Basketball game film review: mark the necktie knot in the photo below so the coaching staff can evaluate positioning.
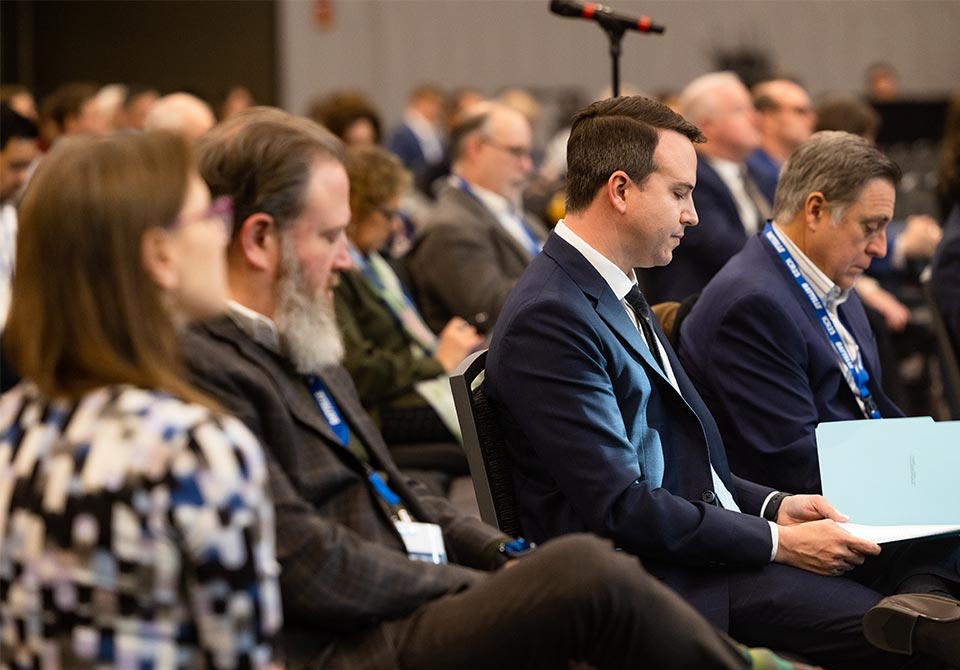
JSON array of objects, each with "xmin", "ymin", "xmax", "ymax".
[{"xmin": 625, "ymin": 285, "xmax": 653, "ymax": 321}]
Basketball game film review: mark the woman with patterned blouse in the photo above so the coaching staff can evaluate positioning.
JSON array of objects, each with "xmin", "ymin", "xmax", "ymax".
[{"xmin": 0, "ymin": 131, "xmax": 282, "ymax": 669}]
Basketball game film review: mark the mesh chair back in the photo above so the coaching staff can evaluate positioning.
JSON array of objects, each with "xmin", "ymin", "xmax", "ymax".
[
  {"xmin": 921, "ymin": 267, "xmax": 960, "ymax": 419},
  {"xmin": 449, "ymin": 350, "xmax": 523, "ymax": 537}
]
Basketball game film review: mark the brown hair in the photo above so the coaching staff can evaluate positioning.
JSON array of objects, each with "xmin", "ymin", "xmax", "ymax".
[
  {"xmin": 197, "ymin": 106, "xmax": 343, "ymax": 237},
  {"xmin": 565, "ymin": 95, "xmax": 705, "ymax": 213},
  {"xmin": 345, "ymin": 144, "xmax": 412, "ymax": 224},
  {"xmin": 307, "ymin": 91, "xmax": 383, "ymax": 144},
  {"xmin": 4, "ymin": 131, "xmax": 212, "ymax": 403},
  {"xmin": 40, "ymin": 81, "xmax": 99, "ymax": 132}
]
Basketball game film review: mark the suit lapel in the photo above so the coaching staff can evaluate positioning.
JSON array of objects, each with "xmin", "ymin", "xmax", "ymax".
[
  {"xmin": 544, "ymin": 234, "xmax": 673, "ymax": 387},
  {"xmin": 446, "ymin": 185, "xmax": 536, "ymax": 262},
  {"xmin": 203, "ymin": 318, "xmax": 354, "ymax": 452}
]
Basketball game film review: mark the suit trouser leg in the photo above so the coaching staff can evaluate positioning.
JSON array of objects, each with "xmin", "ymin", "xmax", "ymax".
[
  {"xmin": 381, "ymin": 534, "xmax": 749, "ymax": 670},
  {"xmin": 726, "ymin": 563, "xmax": 929, "ymax": 670}
]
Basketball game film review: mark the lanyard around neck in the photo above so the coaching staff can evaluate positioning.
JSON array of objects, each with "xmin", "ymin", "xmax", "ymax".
[
  {"xmin": 304, "ymin": 374, "xmax": 412, "ymax": 520},
  {"xmin": 762, "ymin": 223, "xmax": 881, "ymax": 419}
]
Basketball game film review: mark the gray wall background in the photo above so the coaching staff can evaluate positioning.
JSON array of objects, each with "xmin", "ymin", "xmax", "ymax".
[{"xmin": 279, "ymin": 0, "xmax": 960, "ymax": 130}]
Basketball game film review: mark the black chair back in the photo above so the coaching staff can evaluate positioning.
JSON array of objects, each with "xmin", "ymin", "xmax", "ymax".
[{"xmin": 449, "ymin": 349, "xmax": 523, "ymax": 537}]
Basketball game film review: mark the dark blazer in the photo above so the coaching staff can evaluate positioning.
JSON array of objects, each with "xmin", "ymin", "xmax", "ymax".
[
  {"xmin": 745, "ymin": 148, "xmax": 780, "ymax": 204},
  {"xmin": 646, "ymin": 159, "xmax": 764, "ymax": 303},
  {"xmin": 333, "ymin": 268, "xmax": 443, "ymax": 419},
  {"xmin": 406, "ymin": 183, "xmax": 547, "ymax": 334},
  {"xmin": 678, "ymin": 233, "xmax": 903, "ymax": 495},
  {"xmin": 387, "ymin": 122, "xmax": 428, "ymax": 171},
  {"xmin": 484, "ymin": 232, "xmax": 775, "ymax": 625},
  {"xmin": 181, "ymin": 317, "xmax": 506, "ymax": 669},
  {"xmin": 931, "ymin": 204, "xmax": 960, "ymax": 346}
]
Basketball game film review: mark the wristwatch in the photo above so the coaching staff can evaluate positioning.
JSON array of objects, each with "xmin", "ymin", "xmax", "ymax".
[{"xmin": 762, "ymin": 492, "xmax": 793, "ymax": 522}]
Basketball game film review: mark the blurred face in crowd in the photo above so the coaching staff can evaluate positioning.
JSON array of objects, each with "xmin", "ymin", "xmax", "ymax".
[
  {"xmin": 758, "ymin": 81, "xmax": 815, "ymax": 153},
  {"xmin": 164, "ymin": 173, "xmax": 231, "ymax": 321},
  {"xmin": 65, "ymin": 96, "xmax": 109, "ymax": 136},
  {"xmin": 0, "ymin": 137, "xmax": 39, "ymax": 203},
  {"xmin": 807, "ymin": 178, "xmax": 895, "ymax": 290},
  {"xmin": 620, "ymin": 130, "xmax": 699, "ymax": 268},
  {"xmin": 343, "ymin": 118, "xmax": 377, "ymax": 146},
  {"xmin": 274, "ymin": 158, "xmax": 353, "ymax": 372},
  {"xmin": 701, "ymin": 81, "xmax": 761, "ymax": 161},
  {"xmin": 352, "ymin": 195, "xmax": 403, "ymax": 254},
  {"xmin": 472, "ymin": 106, "xmax": 534, "ymax": 202}
]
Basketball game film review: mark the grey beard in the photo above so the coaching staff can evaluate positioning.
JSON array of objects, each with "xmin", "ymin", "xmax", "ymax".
[{"xmin": 274, "ymin": 240, "xmax": 345, "ymax": 374}]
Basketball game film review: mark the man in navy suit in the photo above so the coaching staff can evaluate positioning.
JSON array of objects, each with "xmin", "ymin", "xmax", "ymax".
[
  {"xmin": 486, "ymin": 97, "xmax": 947, "ymax": 668},
  {"xmin": 679, "ymin": 131, "xmax": 904, "ymax": 494},
  {"xmin": 646, "ymin": 72, "xmax": 770, "ymax": 302}
]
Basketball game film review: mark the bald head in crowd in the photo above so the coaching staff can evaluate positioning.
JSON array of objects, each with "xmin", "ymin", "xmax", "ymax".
[
  {"xmin": 144, "ymin": 93, "xmax": 216, "ymax": 141},
  {"xmin": 449, "ymin": 102, "xmax": 534, "ymax": 205},
  {"xmin": 680, "ymin": 72, "xmax": 761, "ymax": 162}
]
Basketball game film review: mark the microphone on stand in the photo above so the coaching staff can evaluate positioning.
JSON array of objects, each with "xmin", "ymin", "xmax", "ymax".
[{"xmin": 549, "ymin": 0, "xmax": 665, "ymax": 34}]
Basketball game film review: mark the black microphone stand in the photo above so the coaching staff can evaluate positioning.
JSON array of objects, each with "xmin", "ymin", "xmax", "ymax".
[{"xmin": 596, "ymin": 18, "xmax": 627, "ymax": 97}]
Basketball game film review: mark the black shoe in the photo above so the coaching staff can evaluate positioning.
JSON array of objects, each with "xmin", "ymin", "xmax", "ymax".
[{"xmin": 864, "ymin": 593, "xmax": 960, "ymax": 664}]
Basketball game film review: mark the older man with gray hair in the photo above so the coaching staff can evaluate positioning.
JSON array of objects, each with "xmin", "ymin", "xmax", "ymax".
[{"xmin": 679, "ymin": 131, "xmax": 960, "ymax": 662}]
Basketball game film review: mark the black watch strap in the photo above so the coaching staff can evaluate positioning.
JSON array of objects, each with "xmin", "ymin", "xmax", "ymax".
[{"xmin": 762, "ymin": 492, "xmax": 793, "ymax": 522}]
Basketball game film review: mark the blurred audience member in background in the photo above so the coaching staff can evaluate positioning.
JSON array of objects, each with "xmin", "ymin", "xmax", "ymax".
[
  {"xmin": 406, "ymin": 102, "xmax": 544, "ymax": 334},
  {"xmin": 646, "ymin": 71, "xmax": 766, "ymax": 302},
  {"xmin": 145, "ymin": 92, "xmax": 216, "ymax": 141},
  {"xmin": 336, "ymin": 145, "xmax": 481, "ymax": 479},
  {"xmin": 0, "ymin": 83, "xmax": 38, "ymax": 121},
  {"xmin": 747, "ymin": 78, "xmax": 815, "ymax": 203},
  {"xmin": 39, "ymin": 81, "xmax": 108, "ymax": 146},
  {"xmin": 389, "ymin": 83, "xmax": 448, "ymax": 191},
  {"xmin": 118, "ymin": 84, "xmax": 159, "ymax": 131},
  {"xmin": 0, "ymin": 105, "xmax": 39, "ymax": 332},
  {"xmin": 0, "ymin": 130, "xmax": 281, "ymax": 670},
  {"xmin": 308, "ymin": 89, "xmax": 383, "ymax": 146},
  {"xmin": 220, "ymin": 85, "xmax": 256, "ymax": 121}
]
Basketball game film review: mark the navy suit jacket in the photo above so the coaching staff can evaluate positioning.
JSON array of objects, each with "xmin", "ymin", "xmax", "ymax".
[
  {"xmin": 678, "ymin": 233, "xmax": 903, "ymax": 495},
  {"xmin": 646, "ymin": 159, "xmax": 765, "ymax": 303},
  {"xmin": 485, "ymin": 232, "xmax": 775, "ymax": 624},
  {"xmin": 745, "ymin": 149, "xmax": 780, "ymax": 204}
]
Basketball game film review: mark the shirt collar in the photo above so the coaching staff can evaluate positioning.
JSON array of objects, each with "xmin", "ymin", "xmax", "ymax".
[
  {"xmin": 705, "ymin": 156, "xmax": 743, "ymax": 184},
  {"xmin": 771, "ymin": 221, "xmax": 849, "ymax": 309},
  {"xmin": 554, "ymin": 220, "xmax": 637, "ymax": 299},
  {"xmin": 454, "ymin": 175, "xmax": 514, "ymax": 216},
  {"xmin": 227, "ymin": 300, "xmax": 282, "ymax": 354}
]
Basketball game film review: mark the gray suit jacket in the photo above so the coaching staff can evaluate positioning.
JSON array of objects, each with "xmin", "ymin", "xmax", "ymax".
[
  {"xmin": 406, "ymin": 182, "xmax": 547, "ymax": 333},
  {"xmin": 181, "ymin": 316, "xmax": 507, "ymax": 669}
]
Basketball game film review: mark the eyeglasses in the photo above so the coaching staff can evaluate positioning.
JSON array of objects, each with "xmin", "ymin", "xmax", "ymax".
[
  {"xmin": 377, "ymin": 206, "xmax": 403, "ymax": 221},
  {"xmin": 481, "ymin": 137, "xmax": 533, "ymax": 160},
  {"xmin": 171, "ymin": 196, "xmax": 234, "ymax": 237}
]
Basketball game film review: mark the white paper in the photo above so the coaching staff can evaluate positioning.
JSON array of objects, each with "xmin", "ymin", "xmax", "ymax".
[{"xmin": 839, "ymin": 522, "xmax": 960, "ymax": 544}]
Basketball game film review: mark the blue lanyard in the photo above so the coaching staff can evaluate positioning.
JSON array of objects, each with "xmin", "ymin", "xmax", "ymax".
[
  {"xmin": 762, "ymin": 223, "xmax": 881, "ymax": 419},
  {"xmin": 304, "ymin": 375, "xmax": 408, "ymax": 515},
  {"xmin": 455, "ymin": 177, "xmax": 541, "ymax": 257}
]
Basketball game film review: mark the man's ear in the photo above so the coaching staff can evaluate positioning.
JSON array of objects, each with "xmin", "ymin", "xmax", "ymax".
[
  {"xmin": 237, "ymin": 212, "xmax": 280, "ymax": 272},
  {"xmin": 607, "ymin": 171, "xmax": 631, "ymax": 214},
  {"xmin": 141, "ymin": 227, "xmax": 178, "ymax": 291},
  {"xmin": 803, "ymin": 192, "xmax": 828, "ymax": 228}
]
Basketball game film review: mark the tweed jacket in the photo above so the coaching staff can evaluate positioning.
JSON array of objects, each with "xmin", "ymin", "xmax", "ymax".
[
  {"xmin": 405, "ymin": 182, "xmax": 547, "ymax": 334},
  {"xmin": 181, "ymin": 316, "xmax": 507, "ymax": 669}
]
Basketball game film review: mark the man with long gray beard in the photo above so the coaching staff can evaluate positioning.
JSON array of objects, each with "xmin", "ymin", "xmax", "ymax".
[{"xmin": 180, "ymin": 107, "xmax": 819, "ymax": 670}]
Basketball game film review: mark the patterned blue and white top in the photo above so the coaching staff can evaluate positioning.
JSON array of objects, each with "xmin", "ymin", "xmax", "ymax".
[{"xmin": 0, "ymin": 383, "xmax": 282, "ymax": 670}]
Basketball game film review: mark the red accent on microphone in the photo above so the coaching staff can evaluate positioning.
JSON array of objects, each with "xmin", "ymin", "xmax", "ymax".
[
  {"xmin": 583, "ymin": 2, "xmax": 596, "ymax": 18},
  {"xmin": 638, "ymin": 16, "xmax": 651, "ymax": 32}
]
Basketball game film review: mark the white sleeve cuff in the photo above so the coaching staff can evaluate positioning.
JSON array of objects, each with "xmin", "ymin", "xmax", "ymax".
[
  {"xmin": 759, "ymin": 490, "xmax": 779, "ymax": 519},
  {"xmin": 767, "ymin": 520, "xmax": 779, "ymax": 562}
]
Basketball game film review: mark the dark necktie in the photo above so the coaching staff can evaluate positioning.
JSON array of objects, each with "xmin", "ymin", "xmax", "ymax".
[{"xmin": 624, "ymin": 285, "xmax": 665, "ymax": 372}]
